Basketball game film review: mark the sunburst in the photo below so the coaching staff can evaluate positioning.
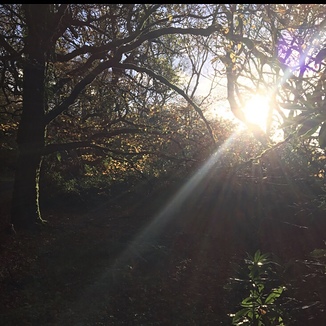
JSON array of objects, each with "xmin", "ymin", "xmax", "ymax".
[{"xmin": 243, "ymin": 94, "xmax": 270, "ymax": 132}]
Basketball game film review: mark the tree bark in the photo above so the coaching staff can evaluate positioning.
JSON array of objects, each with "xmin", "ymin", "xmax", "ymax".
[{"xmin": 10, "ymin": 5, "xmax": 49, "ymax": 230}]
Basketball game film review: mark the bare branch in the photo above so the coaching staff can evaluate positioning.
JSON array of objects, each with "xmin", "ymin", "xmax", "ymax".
[{"xmin": 116, "ymin": 62, "xmax": 216, "ymax": 144}]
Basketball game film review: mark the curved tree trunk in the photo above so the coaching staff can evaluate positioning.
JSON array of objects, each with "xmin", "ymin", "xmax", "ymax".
[{"xmin": 10, "ymin": 5, "xmax": 49, "ymax": 230}]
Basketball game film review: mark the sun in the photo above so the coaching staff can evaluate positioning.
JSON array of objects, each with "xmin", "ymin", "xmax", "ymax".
[{"xmin": 243, "ymin": 94, "xmax": 270, "ymax": 132}]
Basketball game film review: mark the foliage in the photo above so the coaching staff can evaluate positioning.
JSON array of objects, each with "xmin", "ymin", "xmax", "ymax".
[
  {"xmin": 226, "ymin": 250, "xmax": 291, "ymax": 326},
  {"xmin": 0, "ymin": 4, "xmax": 228, "ymax": 227},
  {"xmin": 208, "ymin": 4, "xmax": 326, "ymax": 149},
  {"xmin": 0, "ymin": 4, "xmax": 326, "ymax": 228}
]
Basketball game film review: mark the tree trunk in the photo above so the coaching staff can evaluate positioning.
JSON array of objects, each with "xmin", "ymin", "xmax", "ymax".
[{"xmin": 10, "ymin": 5, "xmax": 49, "ymax": 230}]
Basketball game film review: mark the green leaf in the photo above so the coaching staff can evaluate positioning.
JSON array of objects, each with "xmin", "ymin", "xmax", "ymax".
[
  {"xmin": 260, "ymin": 252, "xmax": 271, "ymax": 261},
  {"xmin": 297, "ymin": 118, "xmax": 321, "ymax": 137},
  {"xmin": 281, "ymin": 113, "xmax": 307, "ymax": 128},
  {"xmin": 232, "ymin": 308, "xmax": 250, "ymax": 322},
  {"xmin": 254, "ymin": 250, "xmax": 261, "ymax": 262},
  {"xmin": 257, "ymin": 283, "xmax": 264, "ymax": 293},
  {"xmin": 310, "ymin": 248, "xmax": 326, "ymax": 258},
  {"xmin": 264, "ymin": 286, "xmax": 284, "ymax": 304},
  {"xmin": 241, "ymin": 296, "xmax": 255, "ymax": 307},
  {"xmin": 300, "ymin": 125, "xmax": 320, "ymax": 139},
  {"xmin": 280, "ymin": 103, "xmax": 305, "ymax": 111}
]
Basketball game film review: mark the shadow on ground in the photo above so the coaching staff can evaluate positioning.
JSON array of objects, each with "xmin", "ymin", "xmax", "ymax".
[{"xmin": 1, "ymin": 177, "xmax": 326, "ymax": 325}]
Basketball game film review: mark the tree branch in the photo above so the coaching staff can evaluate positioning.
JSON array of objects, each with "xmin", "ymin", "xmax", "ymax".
[
  {"xmin": 43, "ymin": 141, "xmax": 195, "ymax": 162},
  {"xmin": 116, "ymin": 62, "xmax": 216, "ymax": 144},
  {"xmin": 45, "ymin": 57, "xmax": 118, "ymax": 123}
]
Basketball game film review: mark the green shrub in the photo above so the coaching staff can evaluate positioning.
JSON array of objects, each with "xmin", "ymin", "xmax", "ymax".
[{"xmin": 226, "ymin": 250, "xmax": 290, "ymax": 326}]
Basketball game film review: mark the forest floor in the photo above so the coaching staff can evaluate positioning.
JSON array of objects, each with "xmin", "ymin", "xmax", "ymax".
[{"xmin": 1, "ymin": 181, "xmax": 326, "ymax": 325}]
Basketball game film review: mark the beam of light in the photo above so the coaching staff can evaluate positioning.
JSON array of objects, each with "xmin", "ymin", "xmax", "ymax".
[
  {"xmin": 55, "ymin": 130, "xmax": 241, "ymax": 322},
  {"xmin": 109, "ymin": 129, "xmax": 241, "ymax": 270}
]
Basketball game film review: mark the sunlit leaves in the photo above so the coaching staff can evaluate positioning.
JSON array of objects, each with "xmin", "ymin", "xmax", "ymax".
[
  {"xmin": 229, "ymin": 52, "xmax": 236, "ymax": 63},
  {"xmin": 264, "ymin": 286, "xmax": 285, "ymax": 304},
  {"xmin": 228, "ymin": 250, "xmax": 287, "ymax": 326}
]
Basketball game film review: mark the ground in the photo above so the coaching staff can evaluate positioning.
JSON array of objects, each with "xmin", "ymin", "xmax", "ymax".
[{"xmin": 1, "ymin": 181, "xmax": 326, "ymax": 325}]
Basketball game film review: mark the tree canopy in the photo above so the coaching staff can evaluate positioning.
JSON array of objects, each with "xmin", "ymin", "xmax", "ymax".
[{"xmin": 0, "ymin": 4, "xmax": 326, "ymax": 230}]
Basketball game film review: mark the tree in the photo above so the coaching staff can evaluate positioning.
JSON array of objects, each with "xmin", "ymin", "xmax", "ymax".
[
  {"xmin": 0, "ymin": 4, "xmax": 226, "ymax": 230},
  {"xmin": 2, "ymin": 4, "xmax": 325, "ymax": 231},
  {"xmin": 209, "ymin": 4, "xmax": 326, "ymax": 145}
]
